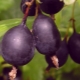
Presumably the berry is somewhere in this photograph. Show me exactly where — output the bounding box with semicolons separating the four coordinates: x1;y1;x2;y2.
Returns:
68;19;80;64
45;38;68;68
32;13;61;55
1;22;35;66
20;0;36;16
68;32;80;64
39;0;64;15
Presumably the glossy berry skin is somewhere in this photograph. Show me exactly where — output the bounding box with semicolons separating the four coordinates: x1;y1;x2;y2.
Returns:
68;32;80;64
1;22;35;66
40;0;64;15
32;13;61;55
3;67;22;80
20;0;36;16
45;39;68;68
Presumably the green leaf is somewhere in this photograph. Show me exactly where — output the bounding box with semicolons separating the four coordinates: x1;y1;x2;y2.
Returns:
0;17;35;38
22;51;47;80
55;11;62;27
0;0;14;11
0;18;21;38
77;0;80;5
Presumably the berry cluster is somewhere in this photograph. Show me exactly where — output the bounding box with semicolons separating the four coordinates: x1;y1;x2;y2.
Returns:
0;0;65;67
0;0;80;78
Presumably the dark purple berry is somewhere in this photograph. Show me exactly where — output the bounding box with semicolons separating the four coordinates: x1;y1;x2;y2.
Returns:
68;32;80;64
1;22;35;66
45;38;68;68
40;0;64;15
32;13;61;55
68;19;80;64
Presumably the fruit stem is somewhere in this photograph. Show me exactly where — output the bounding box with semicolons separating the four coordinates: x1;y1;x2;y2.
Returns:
35;1;39;18
70;0;76;33
35;0;42;18
9;66;17;80
50;14;55;20
22;0;34;24
35;4;42;17
64;24;70;41
71;0;76;19
70;18;76;33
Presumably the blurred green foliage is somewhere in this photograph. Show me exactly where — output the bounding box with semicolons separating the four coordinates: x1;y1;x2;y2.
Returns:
0;0;80;80
0;0;13;11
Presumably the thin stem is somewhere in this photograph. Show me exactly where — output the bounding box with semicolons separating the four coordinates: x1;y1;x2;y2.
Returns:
70;0;76;33
35;3;39;18
45;65;51;72
22;0;34;24
71;0;76;19
70;18;75;32
64;23;70;41
50;14;55;20
35;2;42;18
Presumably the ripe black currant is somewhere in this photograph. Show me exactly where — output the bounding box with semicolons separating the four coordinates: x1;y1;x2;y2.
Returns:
45;36;68;68
32;12;61;55
68;23;80;64
39;0;64;15
1;21;35;66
